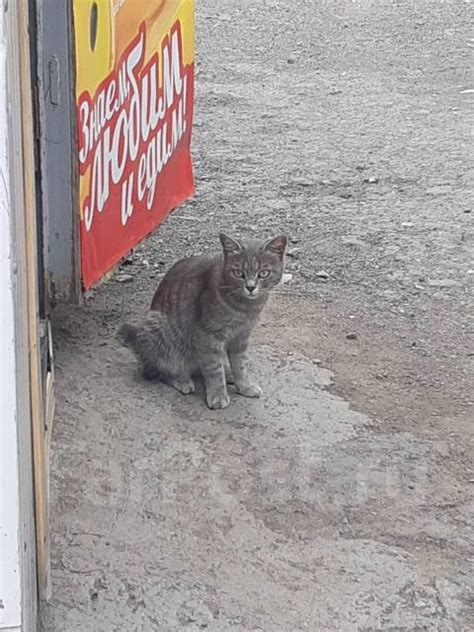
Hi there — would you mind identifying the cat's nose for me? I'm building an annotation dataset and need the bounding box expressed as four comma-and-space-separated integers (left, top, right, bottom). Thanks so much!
245, 282, 257, 293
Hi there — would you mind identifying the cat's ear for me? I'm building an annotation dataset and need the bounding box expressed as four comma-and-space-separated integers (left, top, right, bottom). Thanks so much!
261, 235, 287, 258
220, 233, 243, 255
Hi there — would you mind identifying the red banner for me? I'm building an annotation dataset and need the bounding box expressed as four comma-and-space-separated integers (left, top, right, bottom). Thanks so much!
74, 2, 194, 289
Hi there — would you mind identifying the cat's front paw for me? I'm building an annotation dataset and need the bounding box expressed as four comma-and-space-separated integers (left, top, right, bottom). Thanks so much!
235, 382, 262, 398
206, 392, 230, 409
224, 366, 235, 384
168, 378, 196, 395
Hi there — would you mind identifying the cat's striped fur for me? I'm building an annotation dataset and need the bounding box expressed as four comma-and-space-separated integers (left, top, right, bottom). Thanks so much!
119, 233, 287, 409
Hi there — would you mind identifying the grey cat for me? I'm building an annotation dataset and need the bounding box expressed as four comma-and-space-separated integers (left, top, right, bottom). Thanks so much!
118, 233, 287, 409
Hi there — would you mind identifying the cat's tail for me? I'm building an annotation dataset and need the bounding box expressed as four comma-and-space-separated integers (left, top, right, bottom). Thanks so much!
117, 323, 138, 347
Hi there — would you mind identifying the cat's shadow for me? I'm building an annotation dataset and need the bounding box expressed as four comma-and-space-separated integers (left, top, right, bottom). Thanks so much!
130, 367, 259, 424
131, 369, 240, 398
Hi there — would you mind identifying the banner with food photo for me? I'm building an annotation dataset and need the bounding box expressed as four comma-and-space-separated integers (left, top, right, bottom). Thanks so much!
73, 0, 195, 288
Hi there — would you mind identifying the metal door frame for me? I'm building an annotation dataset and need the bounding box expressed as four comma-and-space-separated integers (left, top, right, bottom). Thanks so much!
34, 0, 81, 306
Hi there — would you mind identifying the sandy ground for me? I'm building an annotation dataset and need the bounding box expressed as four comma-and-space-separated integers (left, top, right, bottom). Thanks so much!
41, 1, 473, 630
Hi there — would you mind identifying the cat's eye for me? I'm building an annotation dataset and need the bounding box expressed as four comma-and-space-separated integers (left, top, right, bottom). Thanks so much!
258, 270, 270, 279
232, 269, 244, 278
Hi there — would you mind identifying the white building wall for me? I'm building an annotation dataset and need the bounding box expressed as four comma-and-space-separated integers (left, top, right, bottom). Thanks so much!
0, 4, 34, 631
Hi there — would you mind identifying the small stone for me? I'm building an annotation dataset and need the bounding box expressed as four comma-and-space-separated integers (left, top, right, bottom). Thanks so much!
115, 273, 134, 283
286, 248, 300, 258
292, 177, 313, 187
364, 176, 379, 184
339, 190, 352, 199
312, 359, 322, 365
315, 270, 330, 280
342, 236, 367, 247
281, 273, 293, 284
289, 237, 299, 244
94, 577, 108, 590
346, 332, 358, 340
426, 185, 451, 196
401, 222, 414, 228
427, 279, 461, 289
415, 598, 428, 609
287, 58, 295, 64
329, 88, 342, 95
464, 209, 471, 213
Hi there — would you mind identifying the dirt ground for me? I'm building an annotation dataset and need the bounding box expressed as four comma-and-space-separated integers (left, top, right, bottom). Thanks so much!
41, 1, 473, 630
